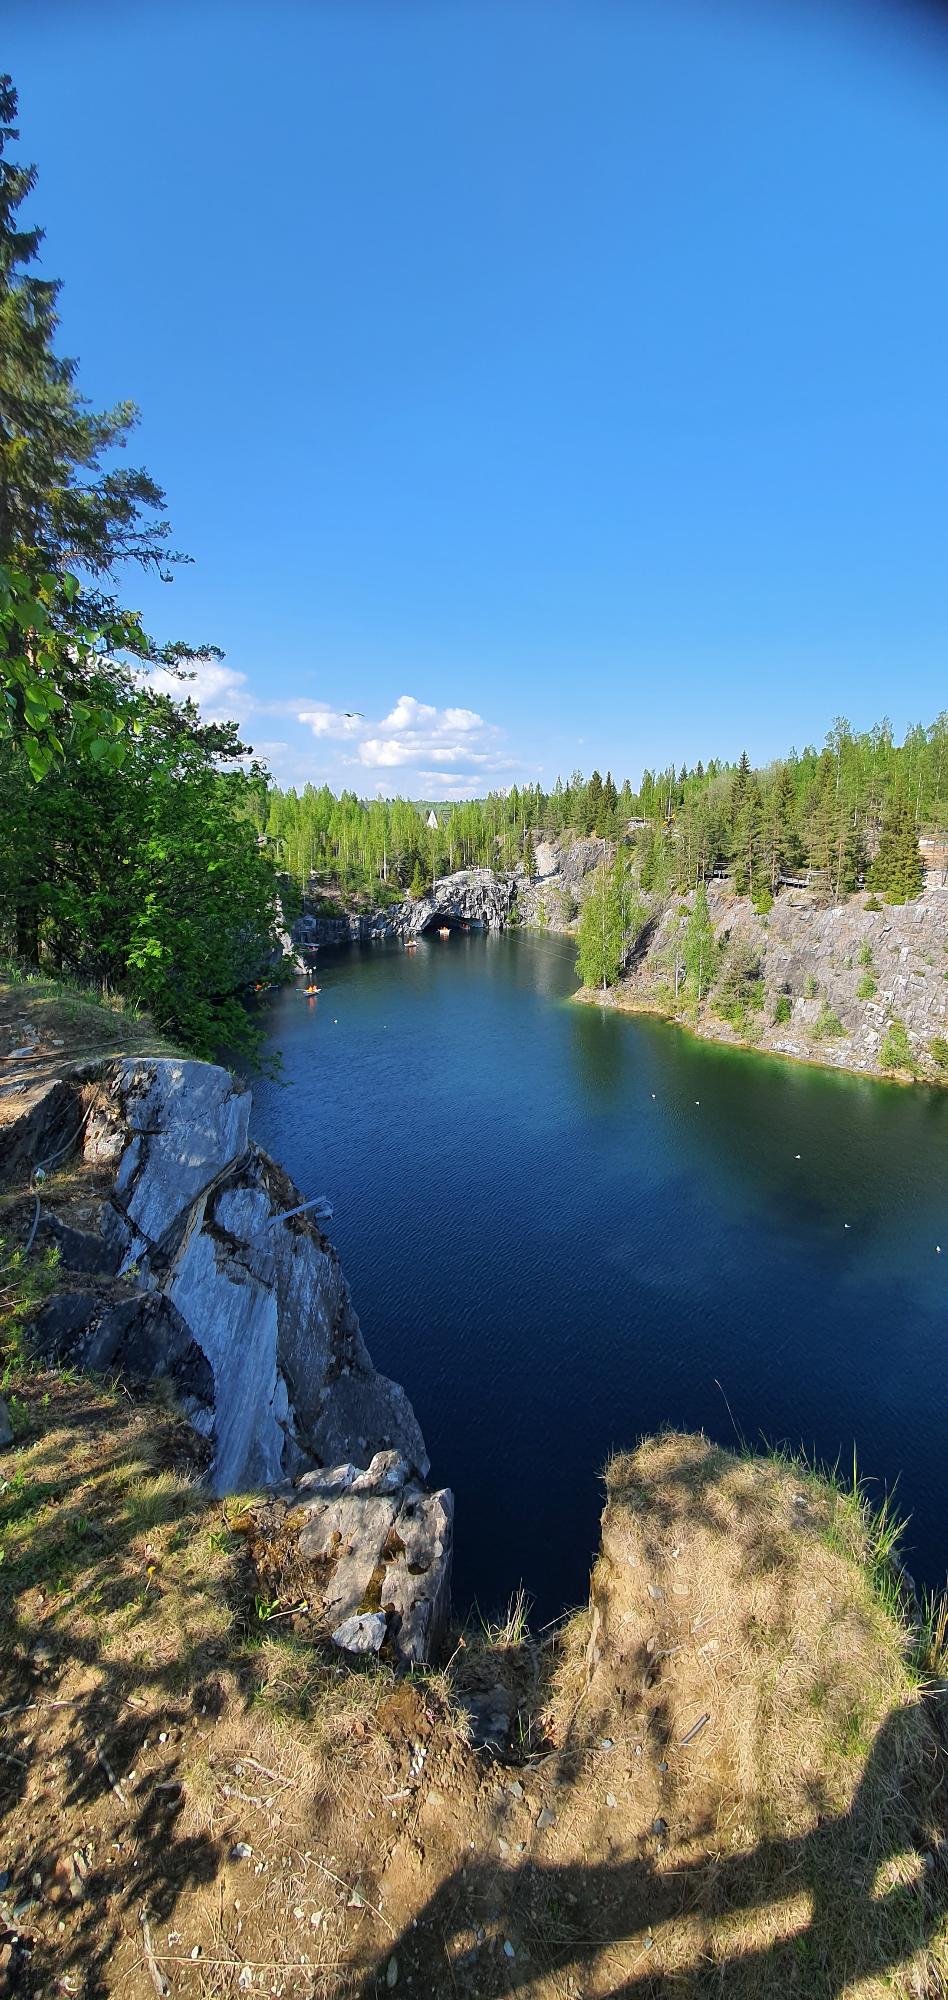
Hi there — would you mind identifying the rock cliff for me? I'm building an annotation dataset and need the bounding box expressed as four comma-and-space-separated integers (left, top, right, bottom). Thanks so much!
6, 1053, 452, 1664
606, 881, 948, 1080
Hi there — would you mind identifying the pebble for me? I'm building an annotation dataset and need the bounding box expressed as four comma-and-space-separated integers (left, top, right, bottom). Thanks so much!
648, 1583, 665, 1601
497, 1838, 510, 1859
503, 1940, 516, 1960
599, 1737, 614, 1750
652, 1817, 668, 1837
506, 1780, 523, 1799
230, 1843, 252, 1862
537, 1808, 556, 1831
606, 1793, 617, 1809
386, 1956, 399, 1987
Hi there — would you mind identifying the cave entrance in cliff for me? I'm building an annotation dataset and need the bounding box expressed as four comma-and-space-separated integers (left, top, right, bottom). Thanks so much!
419, 912, 482, 935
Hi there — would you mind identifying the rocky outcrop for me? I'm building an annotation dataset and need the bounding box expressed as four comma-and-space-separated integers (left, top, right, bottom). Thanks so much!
14, 1057, 435, 1514
247, 1448, 454, 1668
514, 837, 606, 934
605, 882, 948, 1079
393, 866, 518, 938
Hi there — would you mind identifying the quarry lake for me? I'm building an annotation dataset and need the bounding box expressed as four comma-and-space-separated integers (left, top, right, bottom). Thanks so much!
250, 930, 948, 1625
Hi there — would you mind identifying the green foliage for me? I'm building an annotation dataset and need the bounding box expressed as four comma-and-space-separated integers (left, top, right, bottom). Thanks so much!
575, 852, 645, 992
772, 992, 792, 1025
713, 930, 763, 1029
752, 887, 773, 915
856, 973, 876, 1000
814, 1003, 844, 1039
868, 793, 924, 904
681, 884, 716, 1001
864, 895, 882, 911
928, 1035, 948, 1069
408, 859, 427, 899
880, 1018, 916, 1074
858, 939, 874, 968
803, 973, 819, 999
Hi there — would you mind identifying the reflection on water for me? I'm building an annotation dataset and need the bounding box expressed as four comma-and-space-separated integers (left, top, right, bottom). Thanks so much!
249, 931, 948, 1623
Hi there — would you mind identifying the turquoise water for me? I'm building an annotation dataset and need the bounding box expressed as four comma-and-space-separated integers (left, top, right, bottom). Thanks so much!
249, 930, 948, 1624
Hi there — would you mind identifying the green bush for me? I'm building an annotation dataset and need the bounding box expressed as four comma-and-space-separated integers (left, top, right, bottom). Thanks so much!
753, 888, 773, 915
880, 1019, 915, 1073
803, 974, 819, 1000
856, 974, 877, 1000
814, 1004, 844, 1039
865, 895, 882, 912
772, 993, 792, 1025
858, 940, 874, 968
929, 1035, 948, 1069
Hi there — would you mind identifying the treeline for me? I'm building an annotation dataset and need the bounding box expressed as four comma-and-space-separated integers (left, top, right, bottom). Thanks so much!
0, 80, 280, 1058
269, 712, 944, 906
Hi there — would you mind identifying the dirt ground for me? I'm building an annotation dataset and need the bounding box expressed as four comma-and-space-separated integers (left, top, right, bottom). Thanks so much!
2, 1387, 946, 2000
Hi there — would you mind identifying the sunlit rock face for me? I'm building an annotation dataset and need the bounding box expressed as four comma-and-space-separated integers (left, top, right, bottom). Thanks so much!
22, 1057, 432, 1498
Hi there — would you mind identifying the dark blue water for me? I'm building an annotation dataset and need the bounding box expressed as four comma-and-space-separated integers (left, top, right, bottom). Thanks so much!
249, 931, 948, 1624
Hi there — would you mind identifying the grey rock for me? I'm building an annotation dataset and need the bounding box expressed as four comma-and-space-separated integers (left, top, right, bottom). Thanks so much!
332, 1611, 388, 1654
0, 1396, 12, 1447
18, 1055, 451, 1662
36, 1210, 121, 1276
0, 1076, 82, 1190
271, 1452, 452, 1667
30, 1286, 215, 1415
457, 1682, 514, 1754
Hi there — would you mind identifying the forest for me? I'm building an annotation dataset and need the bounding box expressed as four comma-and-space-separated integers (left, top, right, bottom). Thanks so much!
266, 715, 939, 911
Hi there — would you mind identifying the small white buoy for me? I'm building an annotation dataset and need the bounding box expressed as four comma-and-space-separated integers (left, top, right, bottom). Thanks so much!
651, 1093, 656, 1100
844, 1223, 850, 1230
937, 1245, 942, 1255
795, 1153, 801, 1160
695, 1099, 700, 1105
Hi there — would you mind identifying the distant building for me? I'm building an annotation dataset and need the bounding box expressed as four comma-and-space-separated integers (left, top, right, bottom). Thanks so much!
426, 809, 439, 830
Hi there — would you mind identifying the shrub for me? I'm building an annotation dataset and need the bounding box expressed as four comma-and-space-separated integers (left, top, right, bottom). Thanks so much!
858, 940, 874, 968
803, 974, 819, 999
929, 1036, 948, 1069
856, 974, 877, 1000
772, 993, 792, 1025
865, 895, 882, 912
880, 1019, 915, 1073
753, 888, 773, 915
814, 1004, 844, 1039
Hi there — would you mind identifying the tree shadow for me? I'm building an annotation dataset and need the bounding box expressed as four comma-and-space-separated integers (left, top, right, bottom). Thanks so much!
354, 1703, 948, 1996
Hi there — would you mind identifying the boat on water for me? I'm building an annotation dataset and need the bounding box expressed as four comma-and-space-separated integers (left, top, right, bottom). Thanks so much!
438, 927, 451, 938
405, 939, 417, 952
303, 983, 320, 995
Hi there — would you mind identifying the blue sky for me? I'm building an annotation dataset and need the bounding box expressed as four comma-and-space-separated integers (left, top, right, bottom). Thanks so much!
7, 0, 948, 794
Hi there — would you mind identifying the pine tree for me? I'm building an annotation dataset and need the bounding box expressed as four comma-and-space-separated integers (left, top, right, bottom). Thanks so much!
732, 780, 764, 897
869, 794, 923, 903
729, 750, 752, 830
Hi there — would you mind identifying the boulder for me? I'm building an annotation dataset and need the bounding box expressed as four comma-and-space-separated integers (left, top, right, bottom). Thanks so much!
251, 1449, 454, 1669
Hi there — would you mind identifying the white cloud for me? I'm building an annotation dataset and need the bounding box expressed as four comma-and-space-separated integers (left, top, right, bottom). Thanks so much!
146, 657, 250, 722
141, 666, 526, 793
379, 694, 438, 733
297, 706, 364, 739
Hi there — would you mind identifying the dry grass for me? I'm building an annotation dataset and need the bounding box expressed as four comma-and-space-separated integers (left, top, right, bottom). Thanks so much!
537, 1432, 948, 1996
1, 1339, 946, 1999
